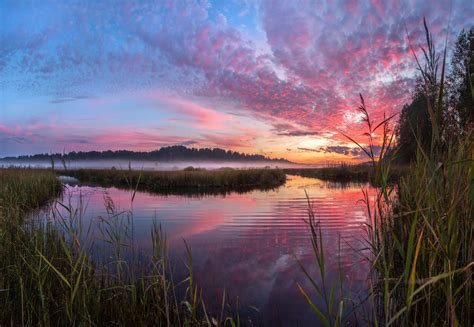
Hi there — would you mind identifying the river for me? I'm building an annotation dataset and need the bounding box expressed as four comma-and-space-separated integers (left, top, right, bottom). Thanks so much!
50, 174, 375, 325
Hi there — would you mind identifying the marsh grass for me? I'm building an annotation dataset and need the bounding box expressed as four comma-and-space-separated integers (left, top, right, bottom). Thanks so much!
365, 20, 473, 326
65, 168, 286, 196
295, 194, 349, 327
0, 168, 62, 214
284, 164, 409, 185
0, 168, 242, 325
299, 19, 473, 326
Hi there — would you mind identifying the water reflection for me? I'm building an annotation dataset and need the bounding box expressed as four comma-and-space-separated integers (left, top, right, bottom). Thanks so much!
52, 175, 376, 325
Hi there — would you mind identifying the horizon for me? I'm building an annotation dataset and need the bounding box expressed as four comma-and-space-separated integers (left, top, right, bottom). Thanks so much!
1, 1, 472, 164
2, 145, 291, 162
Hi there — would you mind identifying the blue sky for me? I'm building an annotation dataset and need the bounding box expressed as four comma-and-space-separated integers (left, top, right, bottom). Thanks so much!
1, 0, 472, 162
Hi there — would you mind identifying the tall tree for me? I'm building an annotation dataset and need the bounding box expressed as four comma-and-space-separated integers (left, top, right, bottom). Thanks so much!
447, 27, 474, 131
396, 27, 473, 163
396, 83, 432, 163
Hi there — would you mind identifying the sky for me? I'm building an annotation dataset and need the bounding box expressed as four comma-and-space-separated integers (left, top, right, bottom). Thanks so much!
0, 0, 472, 163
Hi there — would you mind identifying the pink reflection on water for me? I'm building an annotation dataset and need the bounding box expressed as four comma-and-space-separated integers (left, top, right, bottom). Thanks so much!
56, 175, 377, 324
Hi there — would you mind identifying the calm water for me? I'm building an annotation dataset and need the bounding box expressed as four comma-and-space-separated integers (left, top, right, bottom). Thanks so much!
52, 175, 376, 325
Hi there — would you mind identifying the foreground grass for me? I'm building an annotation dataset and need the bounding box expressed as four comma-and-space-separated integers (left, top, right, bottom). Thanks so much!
375, 132, 473, 326
299, 21, 473, 326
65, 168, 286, 195
0, 168, 238, 325
299, 113, 473, 326
364, 23, 473, 326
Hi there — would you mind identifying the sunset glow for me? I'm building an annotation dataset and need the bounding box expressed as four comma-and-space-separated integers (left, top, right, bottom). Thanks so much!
1, 1, 472, 163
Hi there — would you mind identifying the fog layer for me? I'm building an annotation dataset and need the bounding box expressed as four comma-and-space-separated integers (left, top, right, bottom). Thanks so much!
0, 159, 311, 170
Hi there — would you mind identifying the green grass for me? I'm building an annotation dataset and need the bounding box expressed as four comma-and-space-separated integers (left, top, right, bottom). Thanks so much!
365, 21, 473, 326
284, 164, 409, 184
298, 109, 473, 326
373, 131, 473, 326
0, 168, 62, 215
65, 168, 286, 195
0, 168, 241, 325
298, 20, 473, 326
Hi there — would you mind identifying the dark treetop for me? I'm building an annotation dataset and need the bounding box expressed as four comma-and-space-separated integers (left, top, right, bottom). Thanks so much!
1, 146, 290, 163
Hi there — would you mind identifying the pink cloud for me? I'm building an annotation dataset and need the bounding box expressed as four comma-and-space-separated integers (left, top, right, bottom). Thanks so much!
2, 0, 472, 161
157, 95, 230, 129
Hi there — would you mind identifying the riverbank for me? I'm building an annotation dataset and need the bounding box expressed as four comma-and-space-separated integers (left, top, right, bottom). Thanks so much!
0, 168, 62, 214
0, 168, 240, 325
285, 164, 410, 184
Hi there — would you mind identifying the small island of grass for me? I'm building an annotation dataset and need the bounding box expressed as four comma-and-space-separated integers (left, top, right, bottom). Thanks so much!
64, 167, 287, 195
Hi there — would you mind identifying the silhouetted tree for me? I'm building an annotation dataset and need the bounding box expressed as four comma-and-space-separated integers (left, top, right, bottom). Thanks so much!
446, 27, 474, 131
2, 146, 289, 163
396, 26, 473, 163
396, 85, 432, 163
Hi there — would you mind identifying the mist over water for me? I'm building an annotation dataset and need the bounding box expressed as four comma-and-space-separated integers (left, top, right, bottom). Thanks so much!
0, 159, 309, 170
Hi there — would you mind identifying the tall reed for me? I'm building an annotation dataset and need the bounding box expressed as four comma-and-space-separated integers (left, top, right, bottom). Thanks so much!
299, 19, 473, 326
0, 168, 240, 325
366, 19, 473, 326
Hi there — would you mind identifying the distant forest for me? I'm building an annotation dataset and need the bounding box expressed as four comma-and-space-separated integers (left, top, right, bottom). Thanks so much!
2, 146, 289, 163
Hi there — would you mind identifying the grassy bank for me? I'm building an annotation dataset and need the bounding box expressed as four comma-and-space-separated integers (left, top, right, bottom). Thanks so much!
374, 133, 473, 325
0, 168, 62, 214
65, 168, 286, 195
299, 115, 473, 326
363, 25, 473, 326
285, 164, 409, 184
298, 23, 473, 326
0, 168, 238, 325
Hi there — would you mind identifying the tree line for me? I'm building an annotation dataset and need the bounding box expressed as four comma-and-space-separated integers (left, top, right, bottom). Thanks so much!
2, 145, 289, 163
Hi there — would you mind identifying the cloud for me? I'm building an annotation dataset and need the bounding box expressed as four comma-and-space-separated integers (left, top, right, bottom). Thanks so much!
297, 147, 320, 153
175, 140, 197, 146
258, 0, 472, 136
276, 130, 320, 137
49, 95, 93, 104
1, 0, 472, 160
155, 94, 229, 129
298, 145, 383, 159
